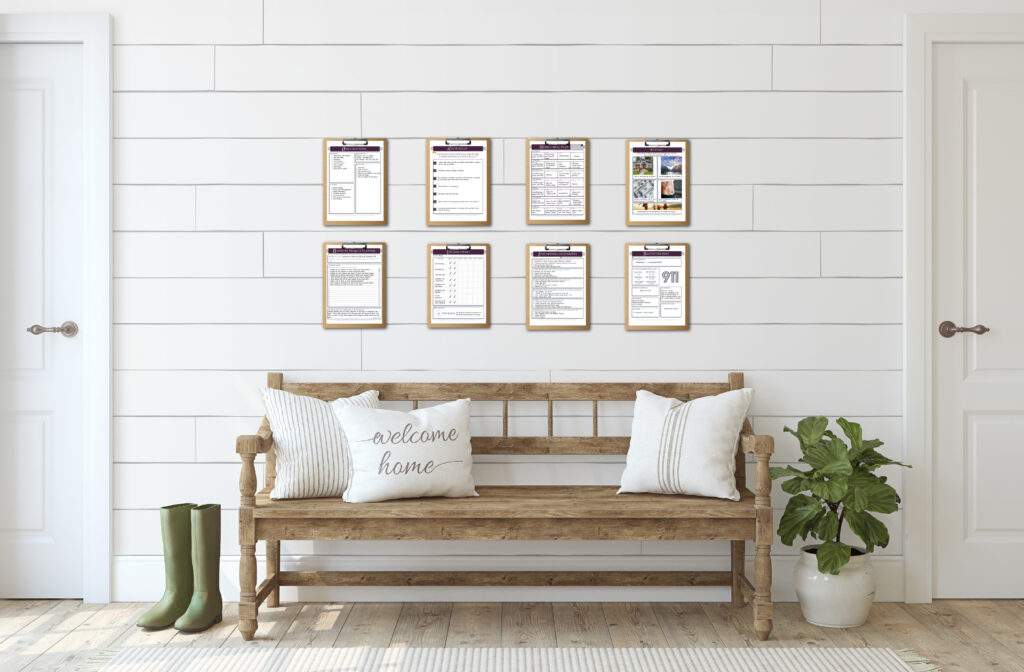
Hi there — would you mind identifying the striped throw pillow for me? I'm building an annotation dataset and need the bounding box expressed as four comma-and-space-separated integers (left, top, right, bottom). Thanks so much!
262, 387, 379, 499
618, 388, 753, 501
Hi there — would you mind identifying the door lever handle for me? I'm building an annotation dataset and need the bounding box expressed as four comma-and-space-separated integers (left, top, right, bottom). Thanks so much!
26, 321, 79, 338
938, 321, 990, 338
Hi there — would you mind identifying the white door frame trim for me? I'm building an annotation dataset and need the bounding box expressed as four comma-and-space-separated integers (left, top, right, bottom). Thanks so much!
0, 13, 112, 603
904, 13, 1024, 604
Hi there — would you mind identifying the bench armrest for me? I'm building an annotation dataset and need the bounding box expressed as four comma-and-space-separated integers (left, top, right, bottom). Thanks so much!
237, 417, 273, 455
740, 420, 774, 456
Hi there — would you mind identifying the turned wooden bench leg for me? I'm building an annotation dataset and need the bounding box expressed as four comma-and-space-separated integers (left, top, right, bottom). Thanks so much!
752, 444, 774, 641
238, 446, 259, 641
730, 540, 745, 607
267, 540, 280, 608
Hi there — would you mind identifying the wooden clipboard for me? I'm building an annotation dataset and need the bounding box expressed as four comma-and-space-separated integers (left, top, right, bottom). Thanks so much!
426, 138, 491, 226
624, 243, 690, 331
322, 242, 387, 329
322, 138, 387, 226
526, 243, 590, 331
626, 138, 690, 226
526, 138, 589, 224
427, 244, 490, 328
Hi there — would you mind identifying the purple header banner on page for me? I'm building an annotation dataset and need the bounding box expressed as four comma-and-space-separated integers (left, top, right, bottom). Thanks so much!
632, 251, 683, 257
329, 146, 380, 152
530, 143, 583, 150
533, 251, 583, 257
632, 147, 681, 153
327, 247, 381, 254
432, 248, 485, 255
432, 145, 484, 152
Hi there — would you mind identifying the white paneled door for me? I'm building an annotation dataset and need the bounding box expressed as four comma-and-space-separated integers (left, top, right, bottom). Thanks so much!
0, 43, 85, 597
933, 43, 1024, 597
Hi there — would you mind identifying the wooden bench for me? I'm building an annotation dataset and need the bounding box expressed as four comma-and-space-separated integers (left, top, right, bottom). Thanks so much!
236, 372, 775, 641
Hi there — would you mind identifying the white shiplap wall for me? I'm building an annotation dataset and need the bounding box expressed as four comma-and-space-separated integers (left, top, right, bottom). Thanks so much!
14, 0, 1017, 602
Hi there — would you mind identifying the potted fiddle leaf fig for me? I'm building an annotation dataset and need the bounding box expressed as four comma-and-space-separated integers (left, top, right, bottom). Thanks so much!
771, 416, 909, 628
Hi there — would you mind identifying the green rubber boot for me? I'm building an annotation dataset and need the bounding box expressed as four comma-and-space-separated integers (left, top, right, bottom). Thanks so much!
137, 503, 196, 630
174, 504, 223, 632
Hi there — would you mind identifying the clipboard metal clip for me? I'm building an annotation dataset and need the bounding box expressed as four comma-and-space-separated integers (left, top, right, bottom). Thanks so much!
341, 243, 368, 249
341, 138, 369, 145
644, 244, 671, 250
445, 244, 471, 250
644, 139, 672, 146
544, 244, 571, 250
445, 138, 472, 145
544, 138, 569, 145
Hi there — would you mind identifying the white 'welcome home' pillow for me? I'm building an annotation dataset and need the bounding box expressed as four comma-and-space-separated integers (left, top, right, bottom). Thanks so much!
618, 388, 753, 501
262, 387, 379, 499
333, 398, 477, 503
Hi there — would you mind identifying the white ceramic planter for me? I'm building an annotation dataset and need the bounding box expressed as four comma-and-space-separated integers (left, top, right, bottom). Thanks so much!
793, 545, 876, 628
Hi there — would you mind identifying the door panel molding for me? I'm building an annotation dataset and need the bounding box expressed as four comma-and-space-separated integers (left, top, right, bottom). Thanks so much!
905, 13, 1024, 603
0, 13, 112, 603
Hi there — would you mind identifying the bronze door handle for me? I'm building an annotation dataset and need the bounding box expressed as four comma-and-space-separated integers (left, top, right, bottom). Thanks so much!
26, 321, 79, 337
938, 321, 990, 338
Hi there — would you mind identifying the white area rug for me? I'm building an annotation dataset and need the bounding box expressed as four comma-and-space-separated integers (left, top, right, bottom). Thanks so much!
86, 646, 939, 671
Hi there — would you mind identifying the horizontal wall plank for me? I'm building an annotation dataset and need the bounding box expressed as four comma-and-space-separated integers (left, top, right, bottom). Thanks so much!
114, 370, 551, 416
772, 46, 901, 91
553, 370, 901, 416
820, 0, 1024, 44
0, 0, 262, 44
114, 325, 362, 370
114, 92, 360, 138
114, 278, 319, 323
114, 232, 263, 277
361, 325, 899, 372
197, 416, 263, 462
821, 232, 902, 277
114, 139, 321, 184
195, 184, 752, 232
114, 186, 195, 231
113, 46, 214, 91
262, 231, 821, 278
382, 278, 901, 326
113, 417, 195, 463
217, 45, 771, 92
362, 92, 899, 139
754, 185, 901, 230
263, 0, 820, 45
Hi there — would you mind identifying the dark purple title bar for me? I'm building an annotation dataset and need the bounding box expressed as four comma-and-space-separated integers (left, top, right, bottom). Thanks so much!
533, 251, 583, 257
433, 248, 485, 255
329, 146, 380, 152
327, 247, 381, 254
632, 147, 681, 153
632, 251, 683, 257
432, 145, 484, 152
530, 143, 583, 150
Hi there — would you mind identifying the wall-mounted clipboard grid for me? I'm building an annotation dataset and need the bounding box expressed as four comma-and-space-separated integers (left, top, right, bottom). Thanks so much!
322, 242, 386, 328
526, 138, 589, 224
323, 138, 387, 226
626, 139, 689, 226
625, 243, 689, 331
427, 138, 491, 226
526, 243, 590, 331
427, 244, 490, 328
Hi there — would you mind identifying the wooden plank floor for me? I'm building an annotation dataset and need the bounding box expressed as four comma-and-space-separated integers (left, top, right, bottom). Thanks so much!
0, 600, 1022, 671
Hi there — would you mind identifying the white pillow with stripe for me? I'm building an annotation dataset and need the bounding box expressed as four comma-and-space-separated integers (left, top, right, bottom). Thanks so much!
262, 387, 379, 499
618, 388, 753, 501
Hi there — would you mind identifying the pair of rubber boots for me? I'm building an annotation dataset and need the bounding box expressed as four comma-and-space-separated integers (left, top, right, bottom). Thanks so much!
137, 503, 223, 632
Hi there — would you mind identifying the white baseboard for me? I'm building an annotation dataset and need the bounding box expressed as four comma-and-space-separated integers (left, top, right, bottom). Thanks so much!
113, 554, 905, 603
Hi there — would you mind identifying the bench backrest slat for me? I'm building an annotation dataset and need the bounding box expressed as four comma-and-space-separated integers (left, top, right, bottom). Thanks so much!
272, 373, 747, 489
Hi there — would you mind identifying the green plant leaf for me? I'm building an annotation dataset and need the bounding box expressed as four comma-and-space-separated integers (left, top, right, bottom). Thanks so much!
815, 510, 840, 542
808, 476, 848, 502
845, 510, 890, 552
836, 417, 863, 451
845, 472, 900, 513
858, 447, 910, 472
816, 540, 852, 575
781, 477, 811, 495
784, 416, 829, 451
770, 465, 810, 481
777, 494, 824, 546
802, 437, 853, 477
